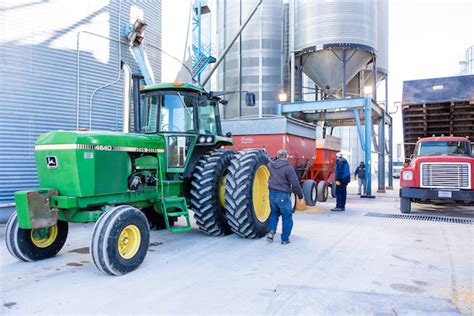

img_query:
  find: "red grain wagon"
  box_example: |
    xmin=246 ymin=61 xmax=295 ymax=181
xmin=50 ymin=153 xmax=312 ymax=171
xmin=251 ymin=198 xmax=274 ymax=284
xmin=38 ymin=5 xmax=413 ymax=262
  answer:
xmin=221 ymin=117 xmax=340 ymax=206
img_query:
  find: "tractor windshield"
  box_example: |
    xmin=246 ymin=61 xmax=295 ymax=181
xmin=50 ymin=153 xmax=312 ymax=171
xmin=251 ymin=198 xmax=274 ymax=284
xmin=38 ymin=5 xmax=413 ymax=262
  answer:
xmin=139 ymin=90 xmax=221 ymax=135
xmin=140 ymin=92 xmax=196 ymax=133
xmin=415 ymin=141 xmax=471 ymax=156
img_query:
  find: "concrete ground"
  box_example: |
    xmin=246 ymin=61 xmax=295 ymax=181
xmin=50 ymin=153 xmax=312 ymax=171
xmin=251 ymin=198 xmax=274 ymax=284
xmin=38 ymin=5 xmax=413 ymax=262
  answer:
xmin=1 ymin=180 xmax=473 ymax=315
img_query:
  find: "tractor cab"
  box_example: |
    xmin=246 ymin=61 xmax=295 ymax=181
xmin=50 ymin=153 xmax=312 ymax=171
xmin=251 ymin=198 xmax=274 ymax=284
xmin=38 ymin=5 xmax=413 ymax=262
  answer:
xmin=137 ymin=82 xmax=232 ymax=176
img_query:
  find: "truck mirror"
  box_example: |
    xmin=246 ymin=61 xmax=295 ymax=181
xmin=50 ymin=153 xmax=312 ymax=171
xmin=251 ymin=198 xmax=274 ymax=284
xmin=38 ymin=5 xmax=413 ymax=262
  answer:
xmin=245 ymin=92 xmax=256 ymax=107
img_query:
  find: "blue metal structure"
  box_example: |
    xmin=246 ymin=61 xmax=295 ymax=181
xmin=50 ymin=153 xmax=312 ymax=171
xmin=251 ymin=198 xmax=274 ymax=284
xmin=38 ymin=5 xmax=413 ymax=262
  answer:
xmin=277 ymin=97 xmax=393 ymax=197
xmin=192 ymin=0 xmax=216 ymax=83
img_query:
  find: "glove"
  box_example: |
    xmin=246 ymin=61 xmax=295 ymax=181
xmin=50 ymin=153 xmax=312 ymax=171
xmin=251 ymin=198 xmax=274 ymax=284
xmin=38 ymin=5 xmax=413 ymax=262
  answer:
xmin=336 ymin=181 xmax=341 ymax=186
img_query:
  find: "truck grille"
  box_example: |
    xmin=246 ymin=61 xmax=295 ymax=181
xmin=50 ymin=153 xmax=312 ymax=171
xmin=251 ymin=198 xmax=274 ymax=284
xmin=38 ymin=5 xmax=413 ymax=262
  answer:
xmin=421 ymin=163 xmax=471 ymax=189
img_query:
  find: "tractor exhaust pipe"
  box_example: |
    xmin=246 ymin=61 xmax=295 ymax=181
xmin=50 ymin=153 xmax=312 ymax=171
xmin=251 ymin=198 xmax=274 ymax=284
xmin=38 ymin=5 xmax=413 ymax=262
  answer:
xmin=122 ymin=62 xmax=132 ymax=133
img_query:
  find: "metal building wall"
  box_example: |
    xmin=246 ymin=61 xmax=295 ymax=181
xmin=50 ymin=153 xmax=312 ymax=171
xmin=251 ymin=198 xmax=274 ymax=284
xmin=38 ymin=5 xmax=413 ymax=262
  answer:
xmin=216 ymin=0 xmax=283 ymax=119
xmin=0 ymin=0 xmax=162 ymax=206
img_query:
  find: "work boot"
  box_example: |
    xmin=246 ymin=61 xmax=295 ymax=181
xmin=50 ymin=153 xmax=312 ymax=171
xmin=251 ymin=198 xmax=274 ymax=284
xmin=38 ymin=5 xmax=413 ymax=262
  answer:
xmin=281 ymin=240 xmax=290 ymax=245
xmin=266 ymin=231 xmax=275 ymax=242
xmin=331 ymin=207 xmax=343 ymax=212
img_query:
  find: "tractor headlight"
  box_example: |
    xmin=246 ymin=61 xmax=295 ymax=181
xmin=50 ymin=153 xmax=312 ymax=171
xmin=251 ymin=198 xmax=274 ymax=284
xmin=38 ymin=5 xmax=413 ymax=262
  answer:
xmin=402 ymin=171 xmax=413 ymax=181
xmin=206 ymin=136 xmax=213 ymax=143
xmin=199 ymin=136 xmax=206 ymax=143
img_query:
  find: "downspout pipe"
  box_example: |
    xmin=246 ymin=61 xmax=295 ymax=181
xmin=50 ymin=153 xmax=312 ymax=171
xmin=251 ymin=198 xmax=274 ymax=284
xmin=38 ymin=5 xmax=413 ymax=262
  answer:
xmin=122 ymin=62 xmax=132 ymax=133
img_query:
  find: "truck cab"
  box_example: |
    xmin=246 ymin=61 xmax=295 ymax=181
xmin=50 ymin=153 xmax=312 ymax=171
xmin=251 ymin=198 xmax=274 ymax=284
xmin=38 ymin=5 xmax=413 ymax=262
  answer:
xmin=399 ymin=136 xmax=474 ymax=213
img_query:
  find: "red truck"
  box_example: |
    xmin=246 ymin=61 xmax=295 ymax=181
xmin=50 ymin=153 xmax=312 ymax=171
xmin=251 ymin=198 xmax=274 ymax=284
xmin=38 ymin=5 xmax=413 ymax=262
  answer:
xmin=400 ymin=75 xmax=474 ymax=213
xmin=399 ymin=136 xmax=474 ymax=213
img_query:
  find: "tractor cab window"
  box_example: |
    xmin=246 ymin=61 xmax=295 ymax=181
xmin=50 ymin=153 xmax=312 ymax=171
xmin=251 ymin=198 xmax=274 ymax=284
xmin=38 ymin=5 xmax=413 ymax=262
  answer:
xmin=416 ymin=141 xmax=471 ymax=156
xmin=159 ymin=93 xmax=195 ymax=132
xmin=198 ymin=100 xmax=218 ymax=135
xmin=140 ymin=95 xmax=159 ymax=133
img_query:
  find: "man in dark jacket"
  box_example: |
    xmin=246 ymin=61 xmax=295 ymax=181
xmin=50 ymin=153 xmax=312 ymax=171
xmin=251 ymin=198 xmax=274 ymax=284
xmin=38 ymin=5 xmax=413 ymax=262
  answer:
xmin=354 ymin=161 xmax=366 ymax=195
xmin=266 ymin=149 xmax=304 ymax=245
xmin=331 ymin=152 xmax=350 ymax=211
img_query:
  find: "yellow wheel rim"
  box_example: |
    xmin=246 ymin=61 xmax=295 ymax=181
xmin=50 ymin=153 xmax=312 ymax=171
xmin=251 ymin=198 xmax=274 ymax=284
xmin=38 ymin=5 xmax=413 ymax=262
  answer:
xmin=252 ymin=165 xmax=270 ymax=222
xmin=30 ymin=225 xmax=58 ymax=248
xmin=218 ymin=176 xmax=226 ymax=208
xmin=117 ymin=225 xmax=141 ymax=259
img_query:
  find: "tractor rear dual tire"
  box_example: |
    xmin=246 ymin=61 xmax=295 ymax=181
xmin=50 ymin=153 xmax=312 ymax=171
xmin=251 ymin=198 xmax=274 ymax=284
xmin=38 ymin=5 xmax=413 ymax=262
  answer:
xmin=225 ymin=149 xmax=271 ymax=238
xmin=5 ymin=212 xmax=68 ymax=262
xmin=190 ymin=149 xmax=234 ymax=236
xmin=91 ymin=205 xmax=150 ymax=275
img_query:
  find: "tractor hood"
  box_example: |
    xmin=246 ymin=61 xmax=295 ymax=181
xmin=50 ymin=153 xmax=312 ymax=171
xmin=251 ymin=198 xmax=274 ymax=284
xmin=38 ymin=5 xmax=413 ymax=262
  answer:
xmin=33 ymin=131 xmax=166 ymax=198
xmin=36 ymin=131 xmax=166 ymax=152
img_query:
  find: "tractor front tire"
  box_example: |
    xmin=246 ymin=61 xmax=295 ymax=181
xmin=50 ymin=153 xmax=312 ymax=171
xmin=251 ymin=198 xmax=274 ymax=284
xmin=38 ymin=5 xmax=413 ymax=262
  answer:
xmin=91 ymin=205 xmax=150 ymax=275
xmin=5 ymin=212 xmax=68 ymax=262
xmin=302 ymin=180 xmax=317 ymax=206
xmin=190 ymin=149 xmax=234 ymax=236
xmin=225 ymin=149 xmax=270 ymax=238
xmin=317 ymin=181 xmax=329 ymax=202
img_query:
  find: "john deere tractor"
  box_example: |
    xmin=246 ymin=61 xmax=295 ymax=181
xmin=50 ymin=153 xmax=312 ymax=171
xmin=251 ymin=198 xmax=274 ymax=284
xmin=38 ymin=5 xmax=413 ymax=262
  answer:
xmin=5 ymin=82 xmax=271 ymax=275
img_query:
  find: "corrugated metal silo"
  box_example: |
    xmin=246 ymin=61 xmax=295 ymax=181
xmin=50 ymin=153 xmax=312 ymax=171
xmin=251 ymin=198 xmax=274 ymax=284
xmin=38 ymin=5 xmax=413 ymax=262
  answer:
xmin=0 ymin=0 xmax=162 ymax=205
xmin=294 ymin=0 xmax=377 ymax=94
xmin=346 ymin=0 xmax=388 ymax=96
xmin=217 ymin=0 xmax=283 ymax=119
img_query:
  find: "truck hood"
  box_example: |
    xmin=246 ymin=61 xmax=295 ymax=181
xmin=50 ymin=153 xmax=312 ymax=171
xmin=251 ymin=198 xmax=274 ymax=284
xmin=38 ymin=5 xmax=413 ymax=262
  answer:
xmin=410 ymin=155 xmax=474 ymax=166
xmin=401 ymin=154 xmax=474 ymax=189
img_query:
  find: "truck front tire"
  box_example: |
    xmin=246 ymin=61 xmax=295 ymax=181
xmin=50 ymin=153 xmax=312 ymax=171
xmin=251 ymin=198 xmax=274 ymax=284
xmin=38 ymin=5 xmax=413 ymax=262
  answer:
xmin=400 ymin=197 xmax=412 ymax=213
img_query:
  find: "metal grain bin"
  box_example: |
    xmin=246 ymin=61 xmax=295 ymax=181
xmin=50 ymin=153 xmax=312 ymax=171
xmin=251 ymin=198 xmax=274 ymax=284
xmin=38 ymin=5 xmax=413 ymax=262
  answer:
xmin=0 ymin=0 xmax=162 ymax=206
xmin=217 ymin=0 xmax=284 ymax=118
xmin=294 ymin=0 xmax=377 ymax=93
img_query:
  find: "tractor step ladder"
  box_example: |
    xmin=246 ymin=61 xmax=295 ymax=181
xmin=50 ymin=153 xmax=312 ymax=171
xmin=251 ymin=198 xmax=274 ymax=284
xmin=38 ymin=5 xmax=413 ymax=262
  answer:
xmin=161 ymin=196 xmax=192 ymax=233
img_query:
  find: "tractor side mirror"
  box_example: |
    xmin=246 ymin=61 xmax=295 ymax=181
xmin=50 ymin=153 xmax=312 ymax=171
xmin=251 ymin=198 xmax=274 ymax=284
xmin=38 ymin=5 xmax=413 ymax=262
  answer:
xmin=245 ymin=92 xmax=256 ymax=107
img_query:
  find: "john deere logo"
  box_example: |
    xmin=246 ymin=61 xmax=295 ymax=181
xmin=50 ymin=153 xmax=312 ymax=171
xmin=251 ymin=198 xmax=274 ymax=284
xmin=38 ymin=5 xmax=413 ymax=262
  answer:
xmin=46 ymin=156 xmax=58 ymax=169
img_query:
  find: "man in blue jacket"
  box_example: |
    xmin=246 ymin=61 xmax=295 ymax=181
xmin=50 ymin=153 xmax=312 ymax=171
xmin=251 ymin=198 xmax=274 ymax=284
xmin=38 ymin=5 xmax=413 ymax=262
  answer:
xmin=266 ymin=149 xmax=304 ymax=245
xmin=332 ymin=152 xmax=351 ymax=211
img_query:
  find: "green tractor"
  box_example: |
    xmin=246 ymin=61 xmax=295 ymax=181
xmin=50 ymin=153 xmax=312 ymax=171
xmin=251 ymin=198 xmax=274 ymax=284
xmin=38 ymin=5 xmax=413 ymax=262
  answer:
xmin=5 ymin=82 xmax=271 ymax=275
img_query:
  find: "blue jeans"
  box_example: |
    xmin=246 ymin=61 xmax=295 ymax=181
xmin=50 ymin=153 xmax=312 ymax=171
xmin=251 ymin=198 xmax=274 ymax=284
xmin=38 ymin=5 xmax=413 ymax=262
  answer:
xmin=336 ymin=182 xmax=348 ymax=209
xmin=357 ymin=177 xmax=366 ymax=194
xmin=268 ymin=190 xmax=293 ymax=242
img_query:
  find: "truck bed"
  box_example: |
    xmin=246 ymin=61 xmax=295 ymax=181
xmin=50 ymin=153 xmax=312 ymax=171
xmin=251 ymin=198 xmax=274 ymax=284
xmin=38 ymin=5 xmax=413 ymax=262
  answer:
xmin=402 ymin=75 xmax=474 ymax=158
